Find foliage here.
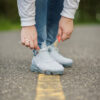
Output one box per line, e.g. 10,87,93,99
0,0,100,30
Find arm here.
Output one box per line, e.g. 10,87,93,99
17,0,39,50
61,0,80,19
58,0,80,41
17,0,36,26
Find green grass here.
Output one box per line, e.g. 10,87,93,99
0,17,21,31
74,20,100,25
0,17,100,31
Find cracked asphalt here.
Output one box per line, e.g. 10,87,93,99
0,25,100,100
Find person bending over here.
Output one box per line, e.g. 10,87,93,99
17,0,80,75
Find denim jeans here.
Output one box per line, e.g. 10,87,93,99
35,0,64,48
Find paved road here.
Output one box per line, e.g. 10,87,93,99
0,25,100,100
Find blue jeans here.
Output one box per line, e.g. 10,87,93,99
35,0,64,48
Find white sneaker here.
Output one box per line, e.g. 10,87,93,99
30,42,64,75
48,45,73,67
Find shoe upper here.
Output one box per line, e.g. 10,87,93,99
48,45,73,66
32,42,64,72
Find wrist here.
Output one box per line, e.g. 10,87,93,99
61,16,73,21
22,25,35,29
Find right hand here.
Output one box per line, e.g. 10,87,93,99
21,25,40,50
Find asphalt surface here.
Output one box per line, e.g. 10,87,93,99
0,25,100,100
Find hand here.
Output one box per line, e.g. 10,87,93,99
58,16,73,41
21,25,40,50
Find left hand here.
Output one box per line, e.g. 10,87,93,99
58,16,73,41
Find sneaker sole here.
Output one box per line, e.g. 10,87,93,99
63,63,73,67
30,61,64,75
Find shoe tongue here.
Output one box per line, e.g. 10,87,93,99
51,45,56,51
34,42,48,56
38,42,48,53
50,45,59,53
39,42,50,57
41,42,47,49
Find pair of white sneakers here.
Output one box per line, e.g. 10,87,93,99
30,42,73,75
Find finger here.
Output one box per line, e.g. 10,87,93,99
67,32,72,37
21,36,25,45
62,33,70,41
30,41,34,49
37,46,40,50
66,35,70,39
25,42,30,47
58,27,62,37
25,39,30,47
33,39,39,50
30,34,40,50
62,34,67,41
57,35,61,43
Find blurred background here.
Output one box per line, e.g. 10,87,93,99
0,1,100,100
0,0,100,31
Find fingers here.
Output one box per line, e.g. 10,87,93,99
58,16,73,41
25,38,30,47
57,27,63,42
58,27,62,37
33,38,39,50
62,32,71,41
30,41,34,49
21,35,39,50
21,34,25,45
21,26,40,50
22,38,39,50
58,27,72,41
31,34,40,50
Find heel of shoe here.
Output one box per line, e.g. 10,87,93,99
30,60,39,72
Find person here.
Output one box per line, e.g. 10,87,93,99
17,0,80,75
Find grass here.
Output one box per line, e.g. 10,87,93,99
0,17,21,31
0,17,100,31
74,20,100,25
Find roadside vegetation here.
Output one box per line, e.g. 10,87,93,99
0,0,100,31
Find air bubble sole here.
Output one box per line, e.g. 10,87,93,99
63,63,73,67
30,61,64,75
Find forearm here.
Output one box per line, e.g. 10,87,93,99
61,0,80,19
17,0,36,26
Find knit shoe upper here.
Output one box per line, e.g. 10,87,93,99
31,42,64,74
48,45,73,67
